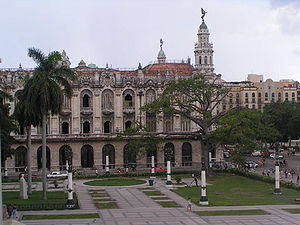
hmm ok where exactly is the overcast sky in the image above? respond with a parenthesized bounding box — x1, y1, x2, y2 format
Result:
(1, 0, 300, 82)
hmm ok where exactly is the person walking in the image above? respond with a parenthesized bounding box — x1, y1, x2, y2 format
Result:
(7, 204, 12, 219)
(297, 175, 300, 185)
(12, 205, 17, 219)
(187, 197, 192, 212)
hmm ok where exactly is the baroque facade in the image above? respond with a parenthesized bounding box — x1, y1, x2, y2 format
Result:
(1, 17, 299, 173)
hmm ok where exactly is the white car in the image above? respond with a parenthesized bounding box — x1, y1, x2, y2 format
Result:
(269, 153, 284, 159)
(47, 171, 68, 179)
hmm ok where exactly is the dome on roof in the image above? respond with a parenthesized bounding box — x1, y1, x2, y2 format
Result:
(88, 63, 97, 68)
(199, 21, 208, 30)
(158, 49, 165, 58)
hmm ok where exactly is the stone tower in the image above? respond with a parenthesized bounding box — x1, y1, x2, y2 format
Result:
(194, 15, 214, 73)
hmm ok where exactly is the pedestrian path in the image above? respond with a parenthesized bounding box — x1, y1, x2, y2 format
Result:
(20, 177, 300, 225)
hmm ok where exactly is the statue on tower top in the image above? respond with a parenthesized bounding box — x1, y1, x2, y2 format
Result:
(160, 38, 164, 49)
(201, 8, 207, 21)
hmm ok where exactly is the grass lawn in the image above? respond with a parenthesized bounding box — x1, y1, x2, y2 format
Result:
(22, 213, 99, 220)
(84, 178, 146, 186)
(172, 174, 300, 206)
(90, 193, 109, 198)
(143, 191, 163, 196)
(95, 202, 119, 209)
(157, 201, 181, 208)
(3, 191, 78, 210)
(282, 208, 300, 214)
(195, 209, 270, 216)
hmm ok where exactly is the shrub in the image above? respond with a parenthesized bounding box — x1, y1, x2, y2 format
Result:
(175, 176, 182, 184)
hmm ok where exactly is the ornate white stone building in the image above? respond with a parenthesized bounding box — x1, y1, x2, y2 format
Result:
(0, 17, 299, 173)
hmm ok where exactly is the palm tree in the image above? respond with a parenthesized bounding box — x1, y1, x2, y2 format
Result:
(26, 48, 76, 200)
(14, 80, 41, 194)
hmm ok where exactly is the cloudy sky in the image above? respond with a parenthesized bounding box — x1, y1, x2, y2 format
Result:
(1, 0, 300, 82)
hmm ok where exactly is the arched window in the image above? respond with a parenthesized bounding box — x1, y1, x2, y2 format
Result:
(102, 89, 114, 110)
(83, 95, 90, 107)
(37, 146, 51, 170)
(59, 145, 72, 170)
(210, 56, 212, 65)
(146, 90, 156, 104)
(104, 121, 111, 133)
(102, 144, 115, 169)
(204, 56, 208, 64)
(83, 121, 90, 133)
(15, 146, 27, 172)
(164, 115, 173, 132)
(123, 144, 137, 168)
(265, 93, 268, 101)
(258, 93, 261, 98)
(61, 122, 69, 134)
(164, 143, 175, 166)
(236, 93, 240, 103)
(125, 121, 132, 130)
(199, 56, 202, 65)
(80, 89, 92, 108)
(81, 145, 94, 168)
(182, 142, 192, 166)
(63, 95, 71, 108)
(124, 94, 133, 107)
(292, 92, 295, 97)
(252, 93, 255, 98)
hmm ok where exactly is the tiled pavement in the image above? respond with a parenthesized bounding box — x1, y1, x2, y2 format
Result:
(20, 178, 300, 225)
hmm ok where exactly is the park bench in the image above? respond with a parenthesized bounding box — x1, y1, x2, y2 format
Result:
(294, 198, 300, 203)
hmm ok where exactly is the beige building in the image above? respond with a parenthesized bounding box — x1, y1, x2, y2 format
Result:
(0, 18, 299, 174)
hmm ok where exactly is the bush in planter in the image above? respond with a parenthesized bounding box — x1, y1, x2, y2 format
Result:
(175, 176, 182, 184)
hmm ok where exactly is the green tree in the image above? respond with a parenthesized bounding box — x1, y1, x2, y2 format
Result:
(263, 101, 300, 145)
(0, 90, 15, 162)
(25, 48, 76, 200)
(117, 122, 163, 166)
(14, 78, 41, 194)
(142, 74, 229, 172)
(212, 107, 278, 166)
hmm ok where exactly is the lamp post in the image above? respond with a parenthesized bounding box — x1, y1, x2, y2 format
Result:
(65, 149, 75, 208)
(199, 162, 208, 205)
(150, 155, 155, 178)
(274, 143, 281, 194)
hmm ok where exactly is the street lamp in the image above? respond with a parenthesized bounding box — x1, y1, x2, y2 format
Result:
(274, 143, 281, 194)
(65, 148, 75, 208)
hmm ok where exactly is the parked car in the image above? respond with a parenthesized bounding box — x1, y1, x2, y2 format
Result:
(251, 151, 262, 157)
(47, 171, 68, 179)
(269, 153, 284, 159)
(244, 161, 258, 168)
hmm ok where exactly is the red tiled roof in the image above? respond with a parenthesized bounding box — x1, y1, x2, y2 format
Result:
(143, 63, 193, 76)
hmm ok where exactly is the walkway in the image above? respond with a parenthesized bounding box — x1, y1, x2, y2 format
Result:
(19, 178, 300, 225)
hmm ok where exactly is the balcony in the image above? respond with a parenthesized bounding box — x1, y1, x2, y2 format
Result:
(123, 106, 135, 114)
(80, 107, 93, 115)
(60, 107, 71, 116)
(102, 108, 114, 115)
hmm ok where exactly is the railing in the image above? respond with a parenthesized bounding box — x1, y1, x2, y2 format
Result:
(0, 68, 34, 72)
(148, 59, 189, 65)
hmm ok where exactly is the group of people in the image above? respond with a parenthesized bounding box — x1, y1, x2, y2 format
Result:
(7, 204, 17, 219)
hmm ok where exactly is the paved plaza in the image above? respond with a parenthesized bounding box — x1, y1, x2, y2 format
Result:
(12, 177, 300, 225)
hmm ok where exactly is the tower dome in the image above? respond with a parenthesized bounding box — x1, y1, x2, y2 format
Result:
(157, 38, 166, 64)
(199, 21, 208, 30)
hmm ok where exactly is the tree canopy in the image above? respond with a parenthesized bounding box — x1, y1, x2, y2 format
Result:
(263, 101, 300, 144)
(142, 74, 229, 170)
(211, 107, 278, 166)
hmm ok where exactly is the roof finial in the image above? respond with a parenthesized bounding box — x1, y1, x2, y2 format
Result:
(201, 8, 207, 22)
(160, 38, 163, 49)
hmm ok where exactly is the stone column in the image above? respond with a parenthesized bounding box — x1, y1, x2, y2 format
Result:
(166, 161, 172, 186)
(199, 164, 208, 205)
(274, 160, 281, 194)
(105, 155, 110, 173)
